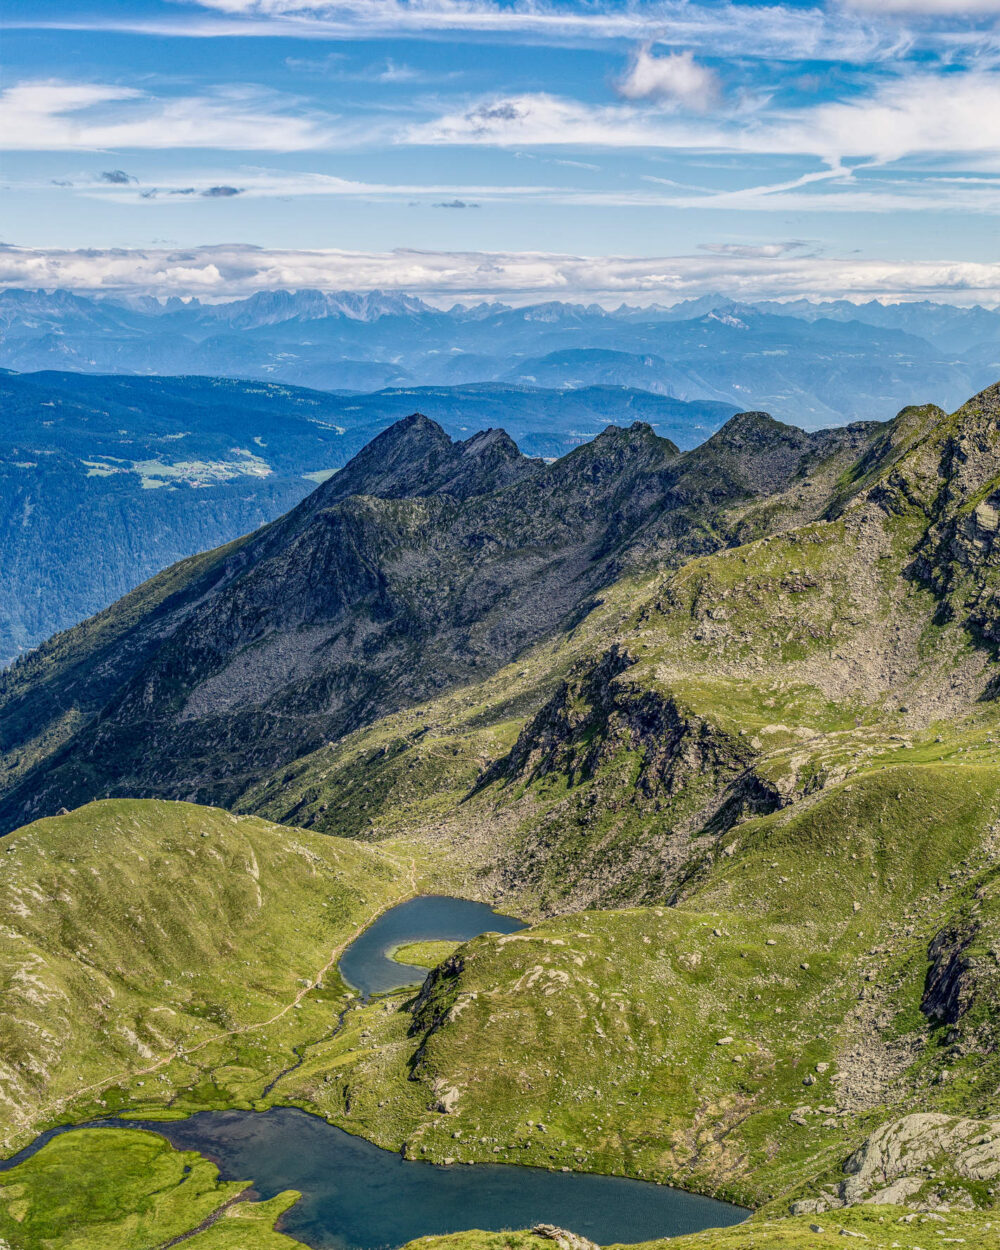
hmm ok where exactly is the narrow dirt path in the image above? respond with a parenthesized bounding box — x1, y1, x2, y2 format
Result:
(3, 848, 424, 1153)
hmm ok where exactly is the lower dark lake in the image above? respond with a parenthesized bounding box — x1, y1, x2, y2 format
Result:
(1, 896, 747, 1247)
(139, 1107, 749, 1249)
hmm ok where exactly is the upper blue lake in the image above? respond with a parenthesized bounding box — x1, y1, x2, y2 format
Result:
(338, 894, 525, 997)
(0, 895, 747, 1249)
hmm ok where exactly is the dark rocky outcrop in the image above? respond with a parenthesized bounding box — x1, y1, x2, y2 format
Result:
(922, 904, 1000, 1031)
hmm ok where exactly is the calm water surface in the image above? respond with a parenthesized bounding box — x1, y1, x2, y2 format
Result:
(338, 894, 525, 996)
(137, 1108, 748, 1250)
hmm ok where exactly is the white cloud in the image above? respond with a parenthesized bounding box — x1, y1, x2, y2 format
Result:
(406, 70, 1000, 168)
(17, 2, 908, 65)
(57, 167, 561, 202)
(13, 69, 1000, 167)
(29, 159, 1000, 219)
(372, 58, 424, 83)
(617, 47, 720, 112)
(403, 93, 707, 148)
(767, 70, 1000, 164)
(0, 81, 334, 151)
(844, 1, 1000, 13)
(4, 241, 1000, 305)
(699, 241, 813, 258)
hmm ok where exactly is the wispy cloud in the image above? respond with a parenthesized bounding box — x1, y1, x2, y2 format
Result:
(699, 241, 814, 259)
(0, 81, 336, 151)
(45, 168, 561, 203)
(13, 2, 910, 64)
(14, 68, 1000, 168)
(844, 1, 1000, 13)
(24, 160, 1000, 217)
(405, 70, 1000, 168)
(4, 240, 1000, 304)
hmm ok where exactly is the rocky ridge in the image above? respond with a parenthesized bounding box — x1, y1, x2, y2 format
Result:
(0, 408, 872, 834)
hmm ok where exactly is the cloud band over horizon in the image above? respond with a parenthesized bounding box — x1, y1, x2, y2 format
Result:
(4, 242, 1000, 306)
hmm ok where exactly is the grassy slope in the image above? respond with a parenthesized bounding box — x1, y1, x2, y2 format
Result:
(392, 941, 463, 968)
(0, 1127, 305, 1249)
(238, 478, 975, 913)
(250, 758, 1000, 1212)
(219, 393, 1000, 1212)
(0, 799, 421, 1154)
(6, 394, 1000, 1242)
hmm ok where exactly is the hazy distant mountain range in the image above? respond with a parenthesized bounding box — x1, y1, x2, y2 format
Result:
(3, 287, 998, 427)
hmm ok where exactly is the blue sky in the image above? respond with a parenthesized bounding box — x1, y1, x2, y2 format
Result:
(2, 0, 1000, 303)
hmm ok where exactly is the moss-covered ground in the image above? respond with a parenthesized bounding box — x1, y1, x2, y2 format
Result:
(391, 941, 463, 968)
(0, 1127, 305, 1248)
(402, 1206, 1000, 1250)
(251, 759, 1000, 1213)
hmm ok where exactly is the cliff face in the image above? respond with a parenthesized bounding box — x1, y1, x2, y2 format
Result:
(922, 883, 1000, 1038)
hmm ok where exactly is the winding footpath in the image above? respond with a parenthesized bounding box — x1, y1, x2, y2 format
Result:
(2, 849, 423, 1156)
(156, 1188, 255, 1249)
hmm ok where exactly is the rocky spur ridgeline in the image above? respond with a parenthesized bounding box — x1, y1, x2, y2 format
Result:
(4, 386, 1000, 1246)
(0, 403, 878, 831)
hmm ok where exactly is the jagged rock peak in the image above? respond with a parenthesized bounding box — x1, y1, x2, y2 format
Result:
(385, 411, 449, 439)
(569, 420, 679, 461)
(457, 427, 522, 459)
(708, 410, 798, 449)
(592, 419, 659, 443)
(310, 412, 537, 506)
(311, 412, 451, 500)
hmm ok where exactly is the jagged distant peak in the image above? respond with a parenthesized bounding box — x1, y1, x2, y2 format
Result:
(204, 287, 435, 328)
(596, 419, 657, 440)
(340, 410, 452, 463)
(515, 300, 610, 323)
(0, 287, 100, 311)
(705, 308, 749, 329)
(458, 426, 522, 458)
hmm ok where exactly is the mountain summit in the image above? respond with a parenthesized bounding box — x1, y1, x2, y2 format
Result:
(0, 407, 870, 831)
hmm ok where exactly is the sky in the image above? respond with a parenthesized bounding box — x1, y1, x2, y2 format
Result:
(2, 0, 1000, 304)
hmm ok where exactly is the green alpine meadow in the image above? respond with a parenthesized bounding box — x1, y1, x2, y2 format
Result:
(3, 381, 1000, 1247)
